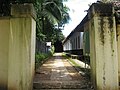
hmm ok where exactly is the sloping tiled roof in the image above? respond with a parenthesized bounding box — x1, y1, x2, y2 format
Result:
(62, 14, 88, 44)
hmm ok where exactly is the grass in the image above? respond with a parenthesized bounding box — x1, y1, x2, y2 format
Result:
(62, 52, 91, 79)
(62, 52, 80, 67)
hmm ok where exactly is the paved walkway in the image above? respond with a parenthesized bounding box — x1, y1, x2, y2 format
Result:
(33, 53, 92, 90)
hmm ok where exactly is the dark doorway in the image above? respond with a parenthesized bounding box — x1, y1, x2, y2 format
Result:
(54, 40, 63, 52)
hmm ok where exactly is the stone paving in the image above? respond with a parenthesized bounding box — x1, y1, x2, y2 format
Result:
(33, 53, 93, 90)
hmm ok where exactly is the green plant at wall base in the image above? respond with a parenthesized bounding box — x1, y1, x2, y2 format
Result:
(35, 52, 48, 69)
(50, 45, 55, 54)
(35, 48, 54, 69)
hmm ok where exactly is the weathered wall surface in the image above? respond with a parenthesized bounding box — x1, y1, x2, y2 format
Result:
(0, 4, 36, 90)
(89, 18, 97, 88)
(0, 18, 10, 90)
(89, 3, 119, 90)
(117, 24, 120, 82)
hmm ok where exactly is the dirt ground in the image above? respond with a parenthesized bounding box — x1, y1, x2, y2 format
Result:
(33, 53, 93, 90)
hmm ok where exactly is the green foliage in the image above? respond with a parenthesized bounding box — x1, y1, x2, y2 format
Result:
(35, 45, 55, 69)
(43, 23, 65, 43)
(35, 53, 45, 63)
(50, 45, 55, 54)
(35, 52, 52, 69)
(34, 0, 70, 43)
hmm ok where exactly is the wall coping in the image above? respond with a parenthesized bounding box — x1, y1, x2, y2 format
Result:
(11, 3, 36, 19)
(88, 3, 114, 18)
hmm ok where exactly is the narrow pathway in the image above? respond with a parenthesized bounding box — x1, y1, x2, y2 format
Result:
(33, 53, 91, 90)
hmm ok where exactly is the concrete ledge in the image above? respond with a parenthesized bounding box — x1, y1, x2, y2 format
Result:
(88, 3, 113, 18)
(11, 4, 36, 19)
(65, 53, 85, 62)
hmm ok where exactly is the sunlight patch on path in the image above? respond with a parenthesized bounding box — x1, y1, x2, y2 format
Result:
(50, 53, 72, 80)
(33, 53, 91, 89)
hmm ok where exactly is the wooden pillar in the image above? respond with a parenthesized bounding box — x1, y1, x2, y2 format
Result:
(0, 4, 36, 90)
(89, 3, 119, 90)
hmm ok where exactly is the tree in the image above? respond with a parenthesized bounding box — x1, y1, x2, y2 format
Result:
(34, 0, 70, 43)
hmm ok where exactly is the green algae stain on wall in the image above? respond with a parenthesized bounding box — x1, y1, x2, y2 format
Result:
(108, 17, 115, 57)
(98, 17, 105, 45)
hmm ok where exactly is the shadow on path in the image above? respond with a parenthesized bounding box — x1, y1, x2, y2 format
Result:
(33, 53, 93, 90)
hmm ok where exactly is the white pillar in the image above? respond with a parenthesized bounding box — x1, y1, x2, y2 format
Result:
(0, 4, 36, 90)
(0, 18, 10, 90)
(89, 3, 119, 90)
(117, 24, 120, 82)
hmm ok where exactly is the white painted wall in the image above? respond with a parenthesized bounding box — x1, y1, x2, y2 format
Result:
(63, 32, 84, 51)
(0, 4, 36, 90)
